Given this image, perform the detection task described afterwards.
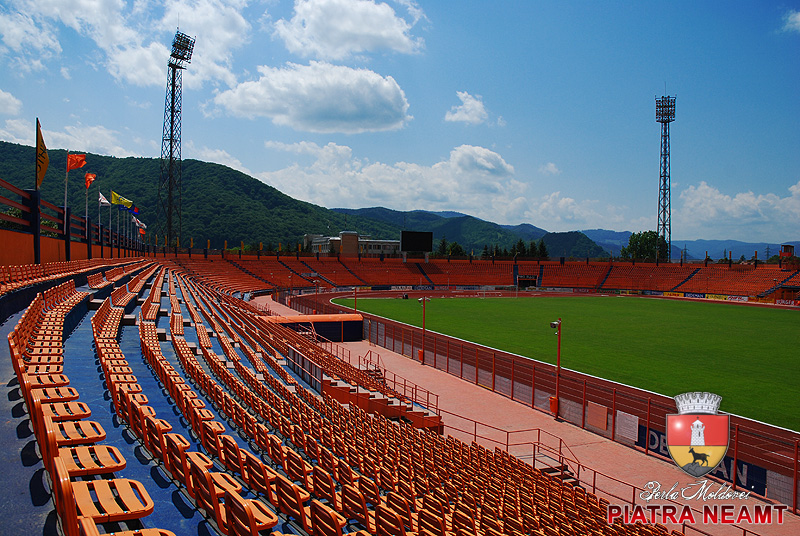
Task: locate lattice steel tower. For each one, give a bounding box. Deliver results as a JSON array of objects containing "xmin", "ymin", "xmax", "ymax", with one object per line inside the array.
[
  {"xmin": 656, "ymin": 95, "xmax": 675, "ymax": 261},
  {"xmin": 158, "ymin": 30, "xmax": 195, "ymax": 247}
]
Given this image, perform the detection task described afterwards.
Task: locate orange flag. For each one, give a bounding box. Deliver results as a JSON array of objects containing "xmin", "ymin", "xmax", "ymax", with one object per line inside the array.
[
  {"xmin": 36, "ymin": 119, "xmax": 49, "ymax": 188},
  {"xmin": 84, "ymin": 172, "xmax": 96, "ymax": 189},
  {"xmin": 67, "ymin": 153, "xmax": 87, "ymax": 171}
]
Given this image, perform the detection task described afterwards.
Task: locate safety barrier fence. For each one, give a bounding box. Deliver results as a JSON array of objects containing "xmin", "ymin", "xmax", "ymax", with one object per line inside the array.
[
  {"xmin": 0, "ymin": 177, "xmax": 143, "ymax": 264},
  {"xmin": 285, "ymin": 290, "xmax": 800, "ymax": 516}
]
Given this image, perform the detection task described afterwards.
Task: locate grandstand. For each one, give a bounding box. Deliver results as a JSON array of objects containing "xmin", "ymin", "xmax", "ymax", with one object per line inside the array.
[{"xmin": 1, "ymin": 256, "xmax": 798, "ymax": 536}]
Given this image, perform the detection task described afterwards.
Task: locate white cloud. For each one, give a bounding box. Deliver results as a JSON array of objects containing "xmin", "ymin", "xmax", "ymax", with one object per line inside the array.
[
  {"xmin": 160, "ymin": 0, "xmax": 250, "ymax": 89},
  {"xmin": 1, "ymin": 0, "xmax": 247, "ymax": 88},
  {"xmin": 0, "ymin": 9, "xmax": 62, "ymax": 72},
  {"xmin": 783, "ymin": 9, "xmax": 800, "ymax": 32},
  {"xmin": 47, "ymin": 123, "xmax": 138, "ymax": 157},
  {"xmin": 274, "ymin": 0, "xmax": 424, "ymax": 60},
  {"xmin": 106, "ymin": 42, "xmax": 170, "ymax": 87},
  {"xmin": 444, "ymin": 91, "xmax": 488, "ymax": 125},
  {"xmin": 185, "ymin": 141, "xmax": 252, "ymax": 175},
  {"xmin": 213, "ymin": 61, "xmax": 411, "ymax": 133},
  {"xmin": 676, "ymin": 181, "xmax": 800, "ymax": 241},
  {"xmin": 0, "ymin": 117, "xmax": 137, "ymax": 157},
  {"xmin": 0, "ymin": 118, "xmax": 31, "ymax": 144},
  {"xmin": 0, "ymin": 89, "xmax": 22, "ymax": 115},
  {"xmin": 539, "ymin": 162, "xmax": 561, "ymax": 175},
  {"xmin": 262, "ymin": 142, "xmax": 523, "ymax": 219},
  {"xmin": 257, "ymin": 140, "xmax": 645, "ymax": 233}
]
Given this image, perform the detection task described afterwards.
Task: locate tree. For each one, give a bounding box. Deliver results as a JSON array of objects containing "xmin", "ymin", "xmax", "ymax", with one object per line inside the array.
[
  {"xmin": 619, "ymin": 230, "xmax": 668, "ymax": 261},
  {"xmin": 437, "ymin": 236, "xmax": 448, "ymax": 256},
  {"xmin": 537, "ymin": 239, "xmax": 549, "ymax": 260},
  {"xmin": 481, "ymin": 244, "xmax": 490, "ymax": 259},
  {"xmin": 515, "ymin": 239, "xmax": 527, "ymax": 257},
  {"xmin": 448, "ymin": 241, "xmax": 465, "ymax": 257}
]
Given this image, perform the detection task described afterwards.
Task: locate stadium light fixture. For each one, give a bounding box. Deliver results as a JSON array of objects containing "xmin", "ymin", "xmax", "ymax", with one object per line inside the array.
[{"xmin": 551, "ymin": 318, "xmax": 562, "ymax": 419}]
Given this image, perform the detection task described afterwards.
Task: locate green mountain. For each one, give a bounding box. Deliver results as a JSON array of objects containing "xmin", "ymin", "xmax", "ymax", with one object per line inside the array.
[
  {"xmin": 334, "ymin": 207, "xmax": 608, "ymax": 257},
  {"xmin": 0, "ymin": 140, "xmax": 608, "ymax": 257},
  {"xmin": 0, "ymin": 141, "xmax": 398, "ymax": 248}
]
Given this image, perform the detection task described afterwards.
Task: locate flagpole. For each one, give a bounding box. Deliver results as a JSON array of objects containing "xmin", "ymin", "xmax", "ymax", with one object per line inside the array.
[{"xmin": 64, "ymin": 149, "xmax": 69, "ymax": 233}]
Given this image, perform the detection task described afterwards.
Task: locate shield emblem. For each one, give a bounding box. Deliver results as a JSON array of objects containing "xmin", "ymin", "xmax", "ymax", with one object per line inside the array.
[{"xmin": 666, "ymin": 413, "xmax": 729, "ymax": 477}]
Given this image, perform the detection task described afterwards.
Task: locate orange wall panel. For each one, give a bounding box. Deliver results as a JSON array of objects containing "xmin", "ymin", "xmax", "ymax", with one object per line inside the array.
[{"xmin": 0, "ymin": 230, "xmax": 35, "ymax": 266}]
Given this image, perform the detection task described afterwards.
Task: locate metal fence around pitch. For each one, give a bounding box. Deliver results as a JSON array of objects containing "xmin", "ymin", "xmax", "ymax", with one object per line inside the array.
[{"xmin": 285, "ymin": 290, "xmax": 800, "ymax": 515}]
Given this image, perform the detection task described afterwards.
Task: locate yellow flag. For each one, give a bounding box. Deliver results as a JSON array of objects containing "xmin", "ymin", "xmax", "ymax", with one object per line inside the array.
[
  {"xmin": 111, "ymin": 191, "xmax": 133, "ymax": 208},
  {"xmin": 36, "ymin": 119, "xmax": 49, "ymax": 188}
]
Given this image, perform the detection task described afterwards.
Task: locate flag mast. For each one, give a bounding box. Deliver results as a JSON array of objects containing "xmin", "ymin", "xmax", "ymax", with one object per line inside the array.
[{"xmin": 64, "ymin": 149, "xmax": 69, "ymax": 234}]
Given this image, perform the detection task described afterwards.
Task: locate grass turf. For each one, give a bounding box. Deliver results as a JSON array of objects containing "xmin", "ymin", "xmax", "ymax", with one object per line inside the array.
[{"xmin": 333, "ymin": 295, "xmax": 799, "ymax": 431}]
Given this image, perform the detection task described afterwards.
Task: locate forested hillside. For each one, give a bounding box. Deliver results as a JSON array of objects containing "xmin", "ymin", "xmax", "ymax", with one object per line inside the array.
[
  {"xmin": 0, "ymin": 141, "xmax": 398, "ymax": 248},
  {"xmin": 0, "ymin": 141, "xmax": 608, "ymax": 257}
]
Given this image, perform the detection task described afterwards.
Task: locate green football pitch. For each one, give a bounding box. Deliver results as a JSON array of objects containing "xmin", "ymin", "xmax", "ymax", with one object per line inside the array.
[{"xmin": 332, "ymin": 295, "xmax": 799, "ymax": 431}]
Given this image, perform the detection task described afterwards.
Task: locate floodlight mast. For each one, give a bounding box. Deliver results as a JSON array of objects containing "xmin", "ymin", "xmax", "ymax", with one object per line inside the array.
[
  {"xmin": 656, "ymin": 95, "xmax": 675, "ymax": 262},
  {"xmin": 158, "ymin": 30, "xmax": 195, "ymax": 248}
]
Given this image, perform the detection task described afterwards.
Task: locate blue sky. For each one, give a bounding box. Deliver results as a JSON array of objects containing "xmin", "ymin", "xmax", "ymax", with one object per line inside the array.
[{"xmin": 1, "ymin": 1, "xmax": 798, "ymax": 242}]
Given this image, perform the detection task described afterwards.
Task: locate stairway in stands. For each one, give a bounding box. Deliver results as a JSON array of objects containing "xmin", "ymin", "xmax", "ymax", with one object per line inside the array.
[{"xmin": 670, "ymin": 267, "xmax": 701, "ymax": 292}]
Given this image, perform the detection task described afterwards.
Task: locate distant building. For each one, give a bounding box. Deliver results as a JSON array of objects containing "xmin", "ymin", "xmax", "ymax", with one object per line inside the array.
[{"xmin": 304, "ymin": 231, "xmax": 400, "ymax": 257}]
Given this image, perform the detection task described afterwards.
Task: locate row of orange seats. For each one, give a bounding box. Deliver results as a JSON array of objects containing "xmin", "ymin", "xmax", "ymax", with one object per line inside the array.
[{"xmin": 9, "ymin": 286, "xmax": 172, "ymax": 536}]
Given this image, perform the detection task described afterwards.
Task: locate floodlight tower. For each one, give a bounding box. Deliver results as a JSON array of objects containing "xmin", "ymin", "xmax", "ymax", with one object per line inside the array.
[
  {"xmin": 655, "ymin": 95, "xmax": 675, "ymax": 262},
  {"xmin": 158, "ymin": 30, "xmax": 195, "ymax": 247}
]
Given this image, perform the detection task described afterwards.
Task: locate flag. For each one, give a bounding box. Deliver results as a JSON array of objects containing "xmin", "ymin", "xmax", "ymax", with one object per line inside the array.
[
  {"xmin": 36, "ymin": 119, "xmax": 49, "ymax": 188},
  {"xmin": 67, "ymin": 153, "xmax": 87, "ymax": 171},
  {"xmin": 99, "ymin": 192, "xmax": 112, "ymax": 206},
  {"xmin": 84, "ymin": 172, "xmax": 96, "ymax": 189},
  {"xmin": 132, "ymin": 206, "xmax": 139, "ymax": 214},
  {"xmin": 139, "ymin": 228, "xmax": 145, "ymax": 236},
  {"xmin": 111, "ymin": 190, "xmax": 133, "ymax": 208}
]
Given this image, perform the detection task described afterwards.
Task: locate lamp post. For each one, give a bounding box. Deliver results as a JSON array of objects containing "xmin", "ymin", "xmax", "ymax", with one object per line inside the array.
[
  {"xmin": 419, "ymin": 297, "xmax": 430, "ymax": 364},
  {"xmin": 354, "ymin": 285, "xmax": 357, "ymax": 312},
  {"xmin": 550, "ymin": 318, "xmax": 562, "ymax": 418},
  {"xmin": 314, "ymin": 279, "xmax": 318, "ymax": 314}
]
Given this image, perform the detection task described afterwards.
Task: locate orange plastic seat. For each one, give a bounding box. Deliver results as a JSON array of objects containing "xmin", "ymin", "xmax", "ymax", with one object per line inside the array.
[
  {"xmin": 286, "ymin": 447, "xmax": 313, "ymax": 489},
  {"xmin": 310, "ymin": 498, "xmax": 348, "ymax": 536},
  {"xmin": 52, "ymin": 455, "xmax": 155, "ymax": 524},
  {"xmin": 241, "ymin": 450, "xmax": 278, "ymax": 504},
  {"xmin": 275, "ymin": 474, "xmax": 313, "ymax": 532},
  {"xmin": 341, "ymin": 483, "xmax": 376, "ymax": 532},
  {"xmin": 142, "ymin": 413, "xmax": 172, "ymax": 462},
  {"xmin": 376, "ymin": 503, "xmax": 414, "ymax": 536},
  {"xmin": 224, "ymin": 489, "xmax": 280, "ymax": 536},
  {"xmin": 163, "ymin": 433, "xmax": 192, "ymax": 485},
  {"xmin": 77, "ymin": 515, "xmax": 176, "ymax": 536},
  {"xmin": 41, "ymin": 419, "xmax": 126, "ymax": 477},
  {"xmin": 386, "ymin": 491, "xmax": 417, "ymax": 532},
  {"xmin": 36, "ymin": 393, "xmax": 92, "ymax": 422},
  {"xmin": 417, "ymin": 508, "xmax": 450, "ymax": 536},
  {"xmin": 186, "ymin": 451, "xmax": 242, "ymax": 501},
  {"xmin": 36, "ymin": 407, "xmax": 107, "ymax": 447},
  {"xmin": 312, "ymin": 466, "xmax": 341, "ymax": 511},
  {"xmin": 20, "ymin": 376, "xmax": 78, "ymax": 402}
]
